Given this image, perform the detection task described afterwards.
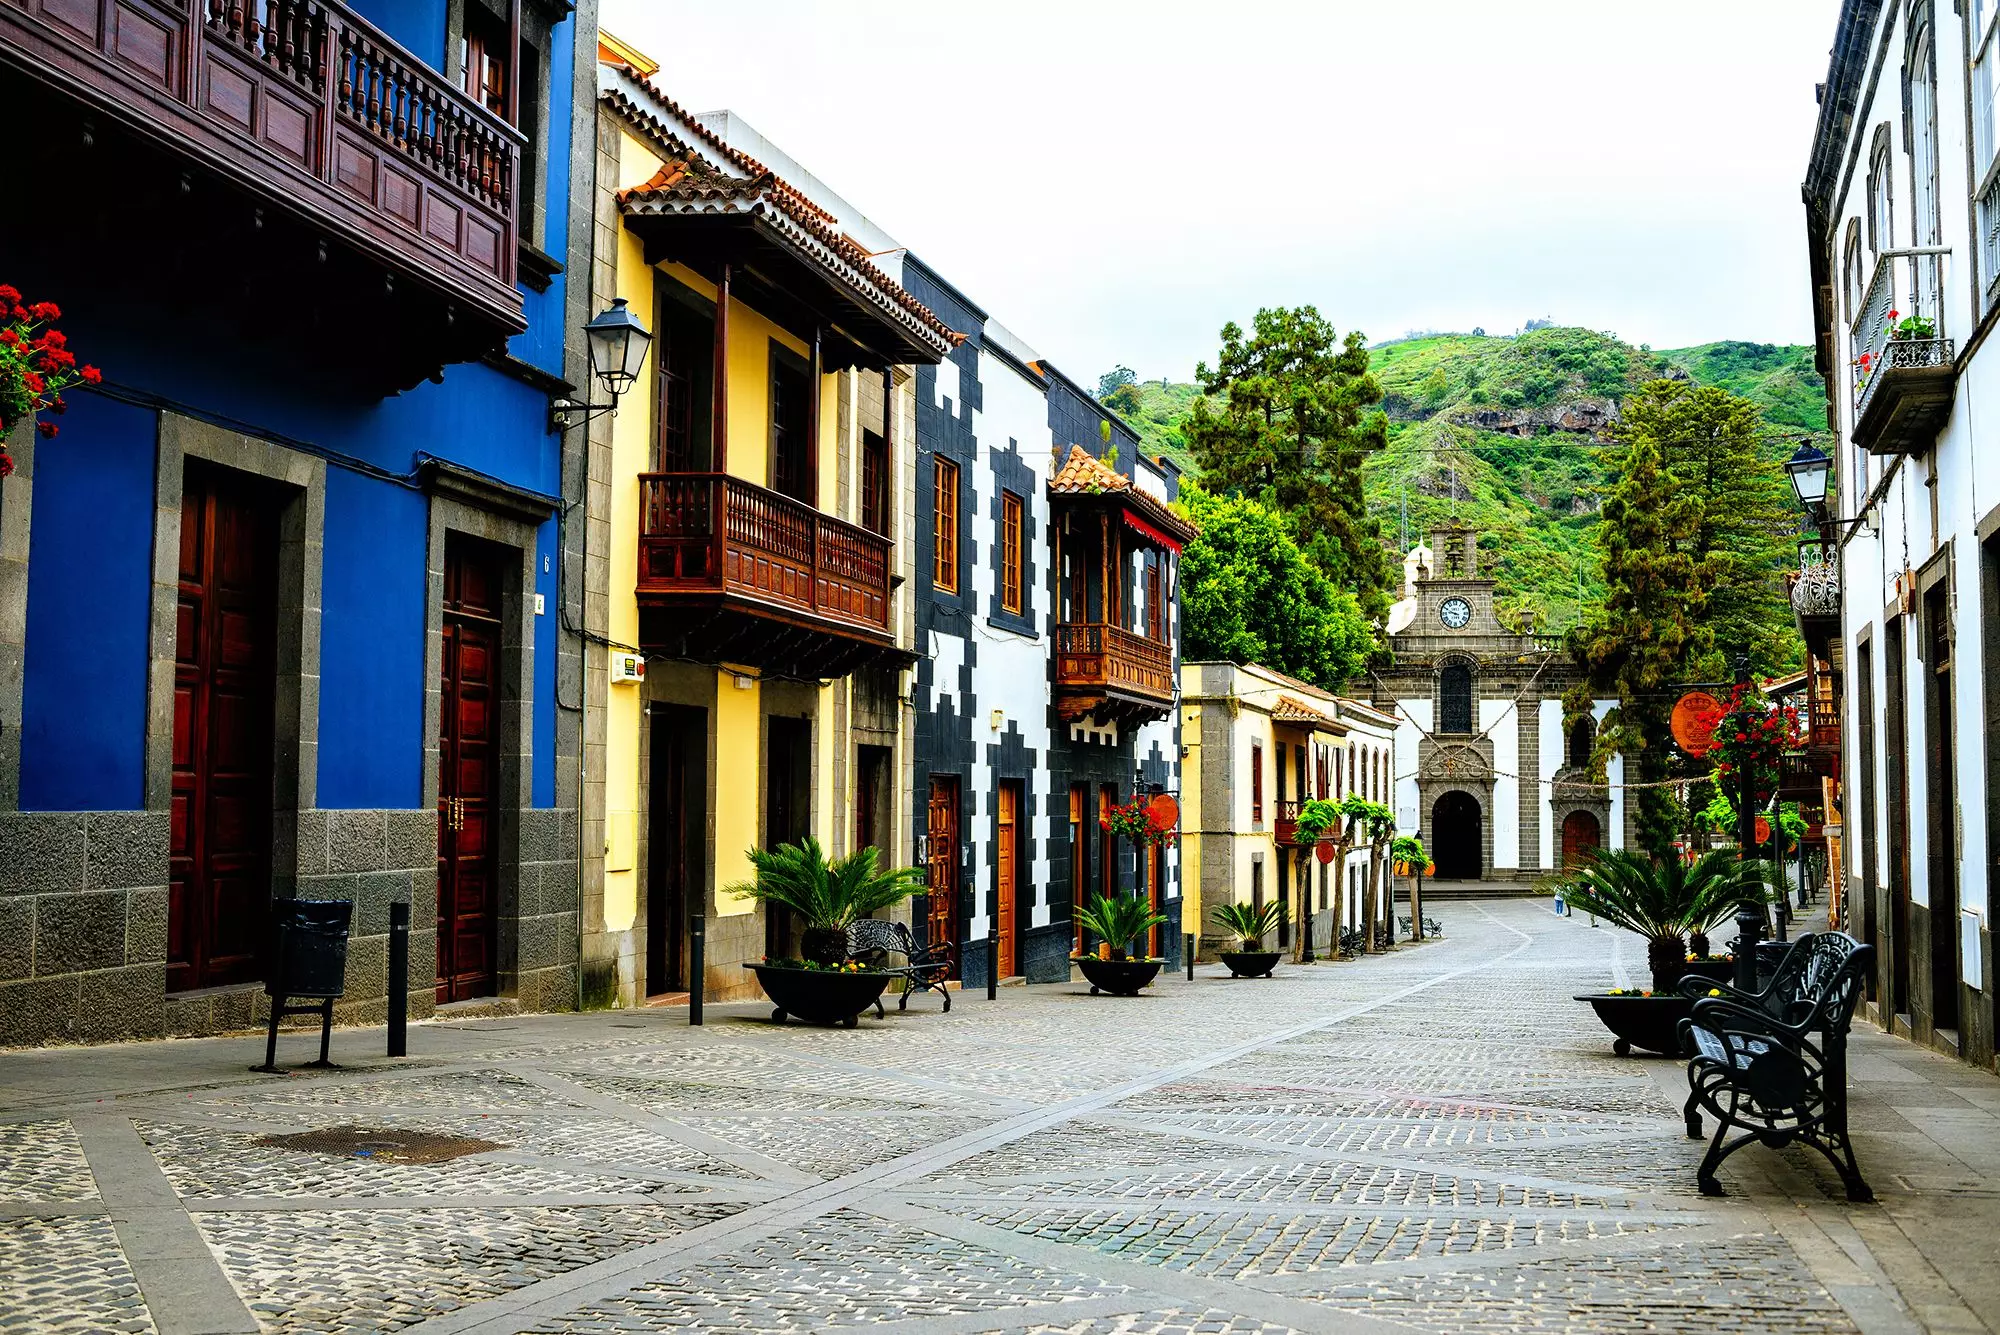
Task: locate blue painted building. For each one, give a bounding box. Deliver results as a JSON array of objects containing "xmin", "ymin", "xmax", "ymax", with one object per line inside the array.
[{"xmin": 0, "ymin": 0, "xmax": 596, "ymax": 1042}]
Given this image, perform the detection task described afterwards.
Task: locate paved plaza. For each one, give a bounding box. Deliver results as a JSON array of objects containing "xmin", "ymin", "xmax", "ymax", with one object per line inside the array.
[{"xmin": 0, "ymin": 900, "xmax": 1996, "ymax": 1335}]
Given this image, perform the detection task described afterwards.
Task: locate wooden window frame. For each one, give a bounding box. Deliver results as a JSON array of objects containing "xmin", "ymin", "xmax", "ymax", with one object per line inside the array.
[
  {"xmin": 934, "ymin": 458, "xmax": 960, "ymax": 594},
  {"xmin": 1251, "ymin": 741, "xmax": 1264, "ymax": 825},
  {"xmin": 1001, "ymin": 490, "xmax": 1024, "ymax": 614}
]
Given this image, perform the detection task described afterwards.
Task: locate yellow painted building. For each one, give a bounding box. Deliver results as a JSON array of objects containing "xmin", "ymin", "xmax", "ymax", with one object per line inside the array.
[{"xmin": 582, "ymin": 44, "xmax": 959, "ymax": 1005}]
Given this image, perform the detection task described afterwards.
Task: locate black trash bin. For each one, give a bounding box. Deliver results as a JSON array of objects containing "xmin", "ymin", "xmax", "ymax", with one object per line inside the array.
[{"xmin": 255, "ymin": 899, "xmax": 353, "ymax": 1073}]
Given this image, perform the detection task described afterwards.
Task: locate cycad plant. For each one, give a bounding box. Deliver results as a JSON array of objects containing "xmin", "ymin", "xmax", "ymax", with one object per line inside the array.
[
  {"xmin": 1559, "ymin": 847, "xmax": 1772, "ymax": 991},
  {"xmin": 725, "ymin": 837, "xmax": 928, "ymax": 966},
  {"xmin": 1212, "ymin": 900, "xmax": 1284, "ymax": 951},
  {"xmin": 1075, "ymin": 891, "xmax": 1170, "ymax": 961}
]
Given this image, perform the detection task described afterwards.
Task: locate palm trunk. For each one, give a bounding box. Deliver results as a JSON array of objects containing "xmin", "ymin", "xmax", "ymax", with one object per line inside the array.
[
  {"xmin": 1330, "ymin": 840, "xmax": 1348, "ymax": 957},
  {"xmin": 1647, "ymin": 934, "xmax": 1689, "ymax": 992}
]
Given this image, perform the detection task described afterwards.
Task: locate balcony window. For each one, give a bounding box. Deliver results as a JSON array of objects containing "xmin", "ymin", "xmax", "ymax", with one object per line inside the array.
[
  {"xmin": 862, "ymin": 429, "xmax": 888, "ymax": 536},
  {"xmin": 1251, "ymin": 742, "xmax": 1264, "ymax": 825},
  {"xmin": 1001, "ymin": 491, "xmax": 1024, "ymax": 614},
  {"xmin": 770, "ymin": 347, "xmax": 813, "ymax": 504},
  {"xmin": 1867, "ymin": 127, "xmax": 1893, "ymax": 255},
  {"xmin": 460, "ymin": 6, "xmax": 509, "ymax": 117},
  {"xmin": 934, "ymin": 459, "xmax": 960, "ymax": 594},
  {"xmin": 654, "ymin": 295, "xmax": 713, "ymax": 473}
]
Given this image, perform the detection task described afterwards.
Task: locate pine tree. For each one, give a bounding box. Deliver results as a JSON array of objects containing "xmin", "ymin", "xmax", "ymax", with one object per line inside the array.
[{"xmin": 1183, "ymin": 308, "xmax": 1393, "ymax": 624}]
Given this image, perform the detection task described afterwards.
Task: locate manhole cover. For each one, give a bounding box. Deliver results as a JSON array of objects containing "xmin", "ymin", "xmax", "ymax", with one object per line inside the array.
[{"xmin": 257, "ymin": 1125, "xmax": 506, "ymax": 1164}]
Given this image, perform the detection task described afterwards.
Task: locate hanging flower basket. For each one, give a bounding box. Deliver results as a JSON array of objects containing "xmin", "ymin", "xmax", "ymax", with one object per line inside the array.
[
  {"xmin": 1102, "ymin": 796, "xmax": 1173, "ymax": 846},
  {"xmin": 0, "ymin": 286, "xmax": 101, "ymax": 478}
]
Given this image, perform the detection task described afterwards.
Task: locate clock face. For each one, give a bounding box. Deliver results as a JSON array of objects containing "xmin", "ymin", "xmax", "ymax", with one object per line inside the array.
[{"xmin": 1439, "ymin": 597, "xmax": 1472, "ymax": 630}]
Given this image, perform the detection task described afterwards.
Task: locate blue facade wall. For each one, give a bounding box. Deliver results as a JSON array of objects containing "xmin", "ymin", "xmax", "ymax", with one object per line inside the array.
[
  {"xmin": 18, "ymin": 394, "xmax": 157, "ymax": 811},
  {"xmin": 317, "ymin": 472, "xmax": 429, "ymax": 810},
  {"xmin": 13, "ymin": 0, "xmax": 569, "ymax": 816}
]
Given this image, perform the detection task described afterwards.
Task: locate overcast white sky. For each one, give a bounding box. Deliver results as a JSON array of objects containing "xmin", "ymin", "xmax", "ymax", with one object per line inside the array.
[{"xmin": 604, "ymin": 1, "xmax": 1840, "ymax": 383}]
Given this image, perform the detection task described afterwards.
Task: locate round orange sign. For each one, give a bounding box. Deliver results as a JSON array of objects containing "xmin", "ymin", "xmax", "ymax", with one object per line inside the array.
[
  {"xmin": 1146, "ymin": 793, "xmax": 1180, "ymax": 833},
  {"xmin": 1314, "ymin": 840, "xmax": 1337, "ymax": 865},
  {"xmin": 1672, "ymin": 691, "xmax": 1726, "ymax": 757},
  {"xmin": 1754, "ymin": 815, "xmax": 1772, "ymax": 845}
]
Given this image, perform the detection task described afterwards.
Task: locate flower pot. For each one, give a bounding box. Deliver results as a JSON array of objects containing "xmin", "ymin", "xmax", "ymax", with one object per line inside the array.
[
  {"xmin": 745, "ymin": 963, "xmax": 890, "ymax": 1028},
  {"xmin": 1682, "ymin": 958, "xmax": 1735, "ymax": 984},
  {"xmin": 1574, "ymin": 992, "xmax": 1695, "ymax": 1057},
  {"xmin": 1074, "ymin": 955, "xmax": 1162, "ymax": 996},
  {"xmin": 799, "ymin": 926, "xmax": 848, "ymax": 967},
  {"xmin": 1219, "ymin": 950, "xmax": 1280, "ymax": 979}
]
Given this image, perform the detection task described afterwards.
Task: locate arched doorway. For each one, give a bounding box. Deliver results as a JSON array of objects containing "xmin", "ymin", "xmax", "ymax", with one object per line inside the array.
[
  {"xmin": 1560, "ymin": 810, "xmax": 1602, "ymax": 869},
  {"xmin": 1430, "ymin": 791, "xmax": 1482, "ymax": 880}
]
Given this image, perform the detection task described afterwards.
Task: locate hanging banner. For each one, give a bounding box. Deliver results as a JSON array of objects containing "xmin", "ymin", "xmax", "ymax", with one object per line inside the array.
[{"xmin": 1671, "ymin": 690, "xmax": 1726, "ymax": 757}]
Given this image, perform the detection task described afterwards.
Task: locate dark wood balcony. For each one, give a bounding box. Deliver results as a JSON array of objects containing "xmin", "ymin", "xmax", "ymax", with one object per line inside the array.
[
  {"xmin": 1053, "ymin": 622, "xmax": 1174, "ymax": 726},
  {"xmin": 1273, "ymin": 799, "xmax": 1301, "ymax": 846},
  {"xmin": 637, "ymin": 472, "xmax": 902, "ymax": 678},
  {"xmin": 2, "ymin": 0, "xmax": 525, "ymax": 390}
]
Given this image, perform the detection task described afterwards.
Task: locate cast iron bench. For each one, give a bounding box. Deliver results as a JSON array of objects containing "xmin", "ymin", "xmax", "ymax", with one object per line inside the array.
[
  {"xmin": 1676, "ymin": 931, "xmax": 1875, "ymax": 1201},
  {"xmin": 847, "ymin": 918, "xmax": 953, "ymax": 1016},
  {"xmin": 1397, "ymin": 915, "xmax": 1443, "ymax": 937}
]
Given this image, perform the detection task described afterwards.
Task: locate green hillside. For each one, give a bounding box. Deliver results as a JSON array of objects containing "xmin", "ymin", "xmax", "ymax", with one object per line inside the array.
[{"xmin": 1106, "ymin": 328, "xmax": 1826, "ymax": 637}]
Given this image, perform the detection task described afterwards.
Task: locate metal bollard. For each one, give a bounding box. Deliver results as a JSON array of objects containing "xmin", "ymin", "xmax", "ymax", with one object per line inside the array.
[
  {"xmin": 1733, "ymin": 903, "xmax": 1763, "ymax": 992},
  {"xmin": 690, "ymin": 915, "xmax": 705, "ymax": 1026},
  {"xmin": 1185, "ymin": 932, "xmax": 1195, "ymax": 982},
  {"xmin": 987, "ymin": 922, "xmax": 998, "ymax": 1001},
  {"xmin": 388, "ymin": 901, "xmax": 409, "ymax": 1058}
]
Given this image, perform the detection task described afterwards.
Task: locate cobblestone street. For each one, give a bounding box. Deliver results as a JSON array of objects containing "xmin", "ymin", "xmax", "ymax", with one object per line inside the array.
[{"xmin": 1, "ymin": 900, "xmax": 1995, "ymax": 1335}]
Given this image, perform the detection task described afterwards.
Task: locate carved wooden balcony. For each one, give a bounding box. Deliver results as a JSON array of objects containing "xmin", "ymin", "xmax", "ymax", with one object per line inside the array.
[
  {"xmin": 637, "ymin": 472, "xmax": 901, "ymax": 678},
  {"xmin": 2, "ymin": 0, "xmax": 525, "ymax": 389},
  {"xmin": 1273, "ymin": 799, "xmax": 1300, "ymax": 846},
  {"xmin": 1053, "ymin": 621, "xmax": 1174, "ymax": 726}
]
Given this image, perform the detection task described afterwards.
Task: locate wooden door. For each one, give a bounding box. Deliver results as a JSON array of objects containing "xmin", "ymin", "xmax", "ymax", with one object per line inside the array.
[
  {"xmin": 646, "ymin": 706, "xmax": 703, "ymax": 995},
  {"xmin": 764, "ymin": 716, "xmax": 811, "ymax": 961},
  {"xmin": 169, "ymin": 465, "xmax": 277, "ymax": 992},
  {"xmin": 1560, "ymin": 810, "xmax": 1602, "ymax": 869},
  {"xmin": 438, "ymin": 538, "xmax": 505, "ymax": 1003},
  {"xmin": 1146, "ymin": 840, "xmax": 1164, "ymax": 958},
  {"xmin": 1068, "ymin": 784, "xmax": 1087, "ymax": 952},
  {"xmin": 996, "ymin": 782, "xmax": 1019, "ymax": 978},
  {"xmin": 926, "ymin": 776, "xmax": 959, "ymax": 972}
]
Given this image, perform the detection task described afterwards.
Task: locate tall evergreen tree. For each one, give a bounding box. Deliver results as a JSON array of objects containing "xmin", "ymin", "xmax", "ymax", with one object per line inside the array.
[
  {"xmin": 1183, "ymin": 308, "xmax": 1393, "ymax": 624},
  {"xmin": 1565, "ymin": 394, "xmax": 1715, "ymax": 859}
]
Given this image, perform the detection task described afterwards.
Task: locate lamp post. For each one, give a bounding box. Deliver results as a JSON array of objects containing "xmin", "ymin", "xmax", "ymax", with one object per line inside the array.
[
  {"xmin": 550, "ymin": 298, "xmax": 654, "ymax": 430},
  {"xmin": 1731, "ymin": 652, "xmax": 1762, "ymax": 992}
]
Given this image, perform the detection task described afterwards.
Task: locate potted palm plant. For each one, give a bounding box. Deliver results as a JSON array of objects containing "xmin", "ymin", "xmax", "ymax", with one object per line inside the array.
[
  {"xmin": 1071, "ymin": 892, "xmax": 1170, "ymax": 996},
  {"xmin": 728, "ymin": 837, "xmax": 928, "ymax": 1028},
  {"xmin": 1212, "ymin": 901, "xmax": 1283, "ymax": 978},
  {"xmin": 1563, "ymin": 847, "xmax": 1771, "ymax": 1056}
]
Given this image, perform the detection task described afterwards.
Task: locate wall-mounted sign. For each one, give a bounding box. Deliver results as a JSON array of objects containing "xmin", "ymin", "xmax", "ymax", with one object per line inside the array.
[
  {"xmin": 1314, "ymin": 840, "xmax": 1337, "ymax": 864},
  {"xmin": 1671, "ymin": 690, "xmax": 1725, "ymax": 756}
]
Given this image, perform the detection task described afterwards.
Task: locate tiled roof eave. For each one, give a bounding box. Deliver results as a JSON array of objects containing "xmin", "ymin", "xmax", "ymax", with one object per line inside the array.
[{"xmin": 620, "ymin": 193, "xmax": 957, "ymax": 359}]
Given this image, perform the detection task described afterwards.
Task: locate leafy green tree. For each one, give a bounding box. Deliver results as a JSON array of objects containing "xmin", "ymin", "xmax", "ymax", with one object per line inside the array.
[
  {"xmin": 1096, "ymin": 365, "xmax": 1137, "ymax": 398},
  {"xmin": 1177, "ymin": 483, "xmax": 1373, "ymax": 690},
  {"xmin": 1182, "ymin": 307, "xmax": 1393, "ymax": 622},
  {"xmin": 1103, "ymin": 382, "xmax": 1145, "ymax": 418}
]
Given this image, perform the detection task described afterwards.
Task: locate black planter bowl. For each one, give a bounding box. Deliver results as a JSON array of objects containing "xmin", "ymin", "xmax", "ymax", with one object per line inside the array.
[
  {"xmin": 745, "ymin": 963, "xmax": 891, "ymax": 1028},
  {"xmin": 1074, "ymin": 956, "xmax": 1163, "ymax": 996},
  {"xmin": 1574, "ymin": 993, "xmax": 1695, "ymax": 1057},
  {"xmin": 1682, "ymin": 958, "xmax": 1736, "ymax": 984},
  {"xmin": 1219, "ymin": 950, "xmax": 1281, "ymax": 979}
]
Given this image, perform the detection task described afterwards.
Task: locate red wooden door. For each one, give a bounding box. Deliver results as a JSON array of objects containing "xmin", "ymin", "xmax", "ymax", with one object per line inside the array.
[
  {"xmin": 926, "ymin": 777, "xmax": 959, "ymax": 972},
  {"xmin": 1560, "ymin": 810, "xmax": 1602, "ymax": 870},
  {"xmin": 438, "ymin": 539, "xmax": 504, "ymax": 1002},
  {"xmin": 169, "ymin": 466, "xmax": 278, "ymax": 992},
  {"xmin": 996, "ymin": 783, "xmax": 1019, "ymax": 978}
]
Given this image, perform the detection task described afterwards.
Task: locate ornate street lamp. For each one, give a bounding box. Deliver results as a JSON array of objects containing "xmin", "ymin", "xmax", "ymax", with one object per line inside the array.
[
  {"xmin": 1784, "ymin": 442, "xmax": 1831, "ymax": 516},
  {"xmin": 551, "ymin": 298, "xmax": 653, "ymax": 429}
]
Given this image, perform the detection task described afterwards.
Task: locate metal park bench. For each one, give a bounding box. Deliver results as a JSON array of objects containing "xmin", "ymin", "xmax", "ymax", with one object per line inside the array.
[
  {"xmin": 847, "ymin": 918, "xmax": 954, "ymax": 1017},
  {"xmin": 1677, "ymin": 932, "xmax": 1875, "ymax": 1202},
  {"xmin": 1397, "ymin": 915, "xmax": 1443, "ymax": 938}
]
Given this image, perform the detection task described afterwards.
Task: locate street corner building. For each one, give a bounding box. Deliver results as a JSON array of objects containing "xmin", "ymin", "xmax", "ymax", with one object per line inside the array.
[
  {"xmin": 0, "ymin": 0, "xmax": 598, "ymax": 1043},
  {"xmin": 1178, "ymin": 662, "xmax": 1396, "ymax": 958},
  {"xmin": 1804, "ymin": 0, "xmax": 2000, "ymax": 1071},
  {"xmin": 895, "ymin": 265, "xmax": 1196, "ymax": 988},
  {"xmin": 583, "ymin": 40, "xmax": 958, "ymax": 1006}
]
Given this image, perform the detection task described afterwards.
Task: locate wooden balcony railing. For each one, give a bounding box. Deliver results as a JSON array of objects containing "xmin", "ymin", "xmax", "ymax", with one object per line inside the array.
[
  {"xmin": 5, "ymin": 0, "xmax": 521, "ymax": 321},
  {"xmin": 1273, "ymin": 799, "xmax": 1301, "ymax": 846},
  {"xmin": 1053, "ymin": 622, "xmax": 1174, "ymax": 702},
  {"xmin": 638, "ymin": 473, "xmax": 891, "ymax": 635}
]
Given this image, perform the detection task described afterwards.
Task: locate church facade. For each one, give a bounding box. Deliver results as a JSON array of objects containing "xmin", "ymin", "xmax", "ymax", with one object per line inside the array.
[{"xmin": 1373, "ymin": 526, "xmax": 1625, "ymax": 887}]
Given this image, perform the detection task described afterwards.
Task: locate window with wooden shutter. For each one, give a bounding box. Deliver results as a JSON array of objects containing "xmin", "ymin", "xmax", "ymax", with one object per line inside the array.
[
  {"xmin": 1251, "ymin": 741, "xmax": 1264, "ymax": 825},
  {"xmin": 933, "ymin": 459, "xmax": 959, "ymax": 593},
  {"xmin": 1001, "ymin": 491, "xmax": 1023, "ymax": 613}
]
